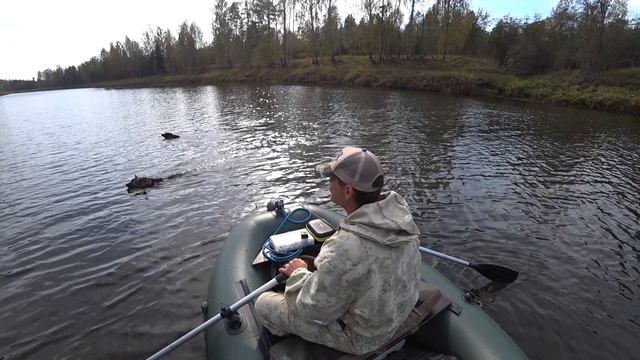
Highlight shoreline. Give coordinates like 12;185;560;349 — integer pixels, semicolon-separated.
98;56;640;117
6;57;640;116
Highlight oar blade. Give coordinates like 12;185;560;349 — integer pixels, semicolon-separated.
471;263;519;283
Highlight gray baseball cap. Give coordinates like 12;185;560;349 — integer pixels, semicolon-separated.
316;146;384;192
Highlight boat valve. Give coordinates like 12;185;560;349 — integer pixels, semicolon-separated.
463;291;482;306
463;291;476;303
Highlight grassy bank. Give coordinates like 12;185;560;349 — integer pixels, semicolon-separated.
95;56;639;116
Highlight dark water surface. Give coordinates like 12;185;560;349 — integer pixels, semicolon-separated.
1;86;639;359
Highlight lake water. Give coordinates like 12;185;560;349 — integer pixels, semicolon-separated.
1;86;639;359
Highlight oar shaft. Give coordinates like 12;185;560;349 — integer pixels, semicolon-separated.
419;246;470;266
147;275;284;360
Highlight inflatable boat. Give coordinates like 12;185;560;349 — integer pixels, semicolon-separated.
203;203;527;359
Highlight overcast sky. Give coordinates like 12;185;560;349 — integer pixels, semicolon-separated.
1;0;639;80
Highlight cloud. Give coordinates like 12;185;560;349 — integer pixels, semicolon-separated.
1;0;213;80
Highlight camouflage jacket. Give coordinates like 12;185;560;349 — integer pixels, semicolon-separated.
285;191;421;346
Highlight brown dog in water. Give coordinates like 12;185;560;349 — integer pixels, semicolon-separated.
161;132;180;139
126;175;164;191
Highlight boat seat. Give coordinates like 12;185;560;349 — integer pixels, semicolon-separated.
269;282;451;360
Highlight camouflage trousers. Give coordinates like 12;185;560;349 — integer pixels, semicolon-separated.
255;291;386;355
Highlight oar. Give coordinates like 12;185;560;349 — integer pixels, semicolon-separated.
419;246;518;283
147;273;288;360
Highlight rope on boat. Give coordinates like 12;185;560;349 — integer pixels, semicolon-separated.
262;206;312;262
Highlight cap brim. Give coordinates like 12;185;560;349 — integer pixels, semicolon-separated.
315;164;334;178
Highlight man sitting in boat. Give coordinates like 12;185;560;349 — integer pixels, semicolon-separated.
255;146;422;355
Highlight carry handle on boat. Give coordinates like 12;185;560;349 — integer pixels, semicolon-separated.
146;273;288;360
419;246;518;283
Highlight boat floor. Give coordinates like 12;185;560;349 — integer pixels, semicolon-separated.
384;346;456;360
266;331;456;360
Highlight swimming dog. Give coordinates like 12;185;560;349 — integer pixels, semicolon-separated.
161;132;180;139
126;175;164;191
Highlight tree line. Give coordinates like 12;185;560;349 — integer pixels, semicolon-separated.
2;0;638;92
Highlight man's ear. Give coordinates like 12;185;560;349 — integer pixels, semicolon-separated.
344;184;354;199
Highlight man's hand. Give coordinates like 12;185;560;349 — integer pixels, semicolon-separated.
279;258;308;276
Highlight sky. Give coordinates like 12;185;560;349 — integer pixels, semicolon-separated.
1;0;639;80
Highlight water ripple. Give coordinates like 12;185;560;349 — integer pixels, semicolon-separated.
0;87;639;359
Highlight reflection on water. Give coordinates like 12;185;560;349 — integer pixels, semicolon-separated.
0;86;639;359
